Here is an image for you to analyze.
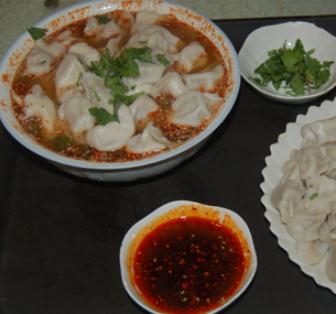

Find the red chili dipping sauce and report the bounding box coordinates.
[132,216,249,314]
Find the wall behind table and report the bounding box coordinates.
[0,0,336,58]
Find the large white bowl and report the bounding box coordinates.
[0,0,240,182]
[120,200,257,313]
[239,21,336,104]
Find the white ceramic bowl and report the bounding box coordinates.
[0,0,240,182]
[260,97,336,293]
[120,200,257,314]
[239,21,336,104]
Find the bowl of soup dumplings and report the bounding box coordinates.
[0,0,240,181]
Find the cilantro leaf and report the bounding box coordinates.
[118,91,145,105]
[89,107,116,125]
[156,54,170,66]
[97,14,110,24]
[310,192,319,200]
[252,39,334,96]
[27,27,47,40]
[52,135,73,152]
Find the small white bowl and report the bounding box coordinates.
[239,21,336,104]
[119,200,257,314]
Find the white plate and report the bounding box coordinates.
[260,97,336,293]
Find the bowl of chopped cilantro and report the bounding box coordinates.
[239,22,336,104]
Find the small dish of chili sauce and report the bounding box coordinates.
[120,201,257,314]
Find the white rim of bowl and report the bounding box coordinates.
[239,21,336,101]
[0,0,240,170]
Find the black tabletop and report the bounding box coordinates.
[1,16,336,314]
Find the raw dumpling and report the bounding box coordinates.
[127,122,169,153]
[127,24,181,53]
[87,105,135,151]
[26,47,53,76]
[150,72,187,98]
[129,95,158,122]
[55,53,85,102]
[173,42,207,72]
[170,90,222,127]
[82,73,114,115]
[302,116,336,146]
[58,93,95,134]
[24,84,57,132]
[183,65,224,91]
[69,42,100,66]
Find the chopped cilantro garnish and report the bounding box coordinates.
[119,91,145,105]
[97,14,110,24]
[252,39,334,96]
[52,135,73,152]
[156,54,170,66]
[309,192,319,200]
[27,27,47,40]
[88,47,156,121]
[89,107,115,125]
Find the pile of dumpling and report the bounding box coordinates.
[22,10,225,155]
[271,116,336,282]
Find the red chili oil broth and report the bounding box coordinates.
[132,216,248,314]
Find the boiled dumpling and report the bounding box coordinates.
[82,73,114,115]
[36,39,65,58]
[84,17,102,37]
[271,178,305,224]
[150,72,187,98]
[183,65,224,91]
[58,93,95,134]
[295,146,329,181]
[127,24,181,53]
[129,95,158,122]
[173,42,207,73]
[55,30,76,48]
[123,61,166,93]
[69,42,100,66]
[106,35,122,56]
[296,240,329,265]
[127,122,169,153]
[101,20,121,39]
[26,47,53,76]
[55,53,85,102]
[87,105,135,151]
[116,10,134,29]
[302,116,336,146]
[24,84,57,132]
[135,10,162,25]
[170,90,222,127]
[326,246,336,281]
[84,17,121,39]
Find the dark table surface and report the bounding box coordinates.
[1,16,336,314]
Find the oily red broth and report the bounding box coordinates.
[11,12,229,162]
[133,216,247,314]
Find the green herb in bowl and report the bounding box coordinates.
[252,39,334,96]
